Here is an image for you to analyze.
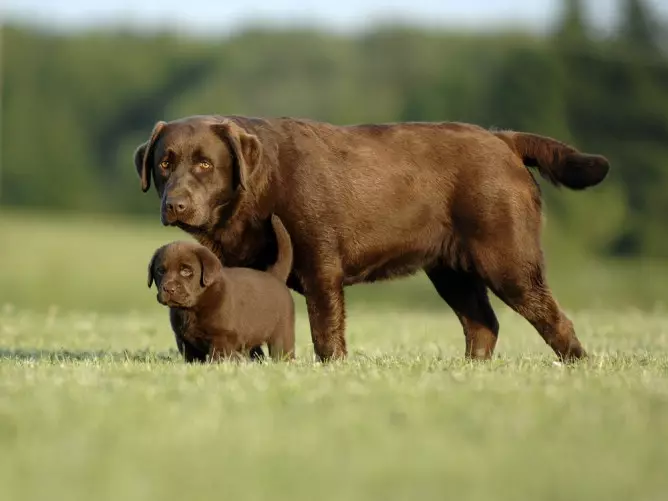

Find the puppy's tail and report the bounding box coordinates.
[268,214,293,283]
[493,131,610,190]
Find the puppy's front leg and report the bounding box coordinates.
[303,272,347,362]
[170,310,207,363]
[175,334,208,363]
[207,340,236,363]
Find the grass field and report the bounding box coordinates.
[2,210,668,501]
[2,209,668,313]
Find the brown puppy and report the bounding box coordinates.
[134,115,610,362]
[148,214,295,362]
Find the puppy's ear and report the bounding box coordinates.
[134,121,166,193]
[211,121,262,191]
[147,251,158,288]
[195,246,223,288]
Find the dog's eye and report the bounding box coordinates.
[159,160,170,171]
[180,267,193,278]
[156,267,166,276]
[198,161,212,171]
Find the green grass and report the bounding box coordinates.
[1,209,668,500]
[1,306,668,501]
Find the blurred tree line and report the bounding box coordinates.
[2,0,667,258]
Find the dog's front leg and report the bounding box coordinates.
[303,271,347,362]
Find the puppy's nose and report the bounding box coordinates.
[162,282,177,294]
[166,197,188,215]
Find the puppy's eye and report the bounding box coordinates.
[156,267,166,276]
[198,161,212,171]
[159,160,170,170]
[180,267,193,278]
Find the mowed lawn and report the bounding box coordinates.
[1,210,668,501]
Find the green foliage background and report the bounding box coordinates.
[2,0,667,259]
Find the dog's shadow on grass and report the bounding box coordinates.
[0,348,179,364]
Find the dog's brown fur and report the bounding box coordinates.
[147,214,295,362]
[134,115,610,362]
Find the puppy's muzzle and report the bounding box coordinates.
[157,281,186,306]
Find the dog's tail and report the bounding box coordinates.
[267,214,293,283]
[493,131,610,190]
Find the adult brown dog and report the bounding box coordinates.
[134,115,609,362]
[147,214,295,362]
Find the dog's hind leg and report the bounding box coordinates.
[426,267,499,360]
[267,311,296,362]
[480,254,586,362]
[467,196,586,362]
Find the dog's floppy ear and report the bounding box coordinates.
[211,121,262,191]
[134,121,167,193]
[195,246,224,288]
[147,250,159,288]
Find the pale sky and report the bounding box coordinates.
[2,0,667,35]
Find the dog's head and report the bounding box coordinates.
[147,241,224,309]
[134,116,262,230]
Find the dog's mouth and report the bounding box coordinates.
[160,207,217,232]
[157,293,192,309]
[172,220,204,233]
[161,210,198,228]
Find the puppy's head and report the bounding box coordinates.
[133,116,262,230]
[147,241,223,309]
